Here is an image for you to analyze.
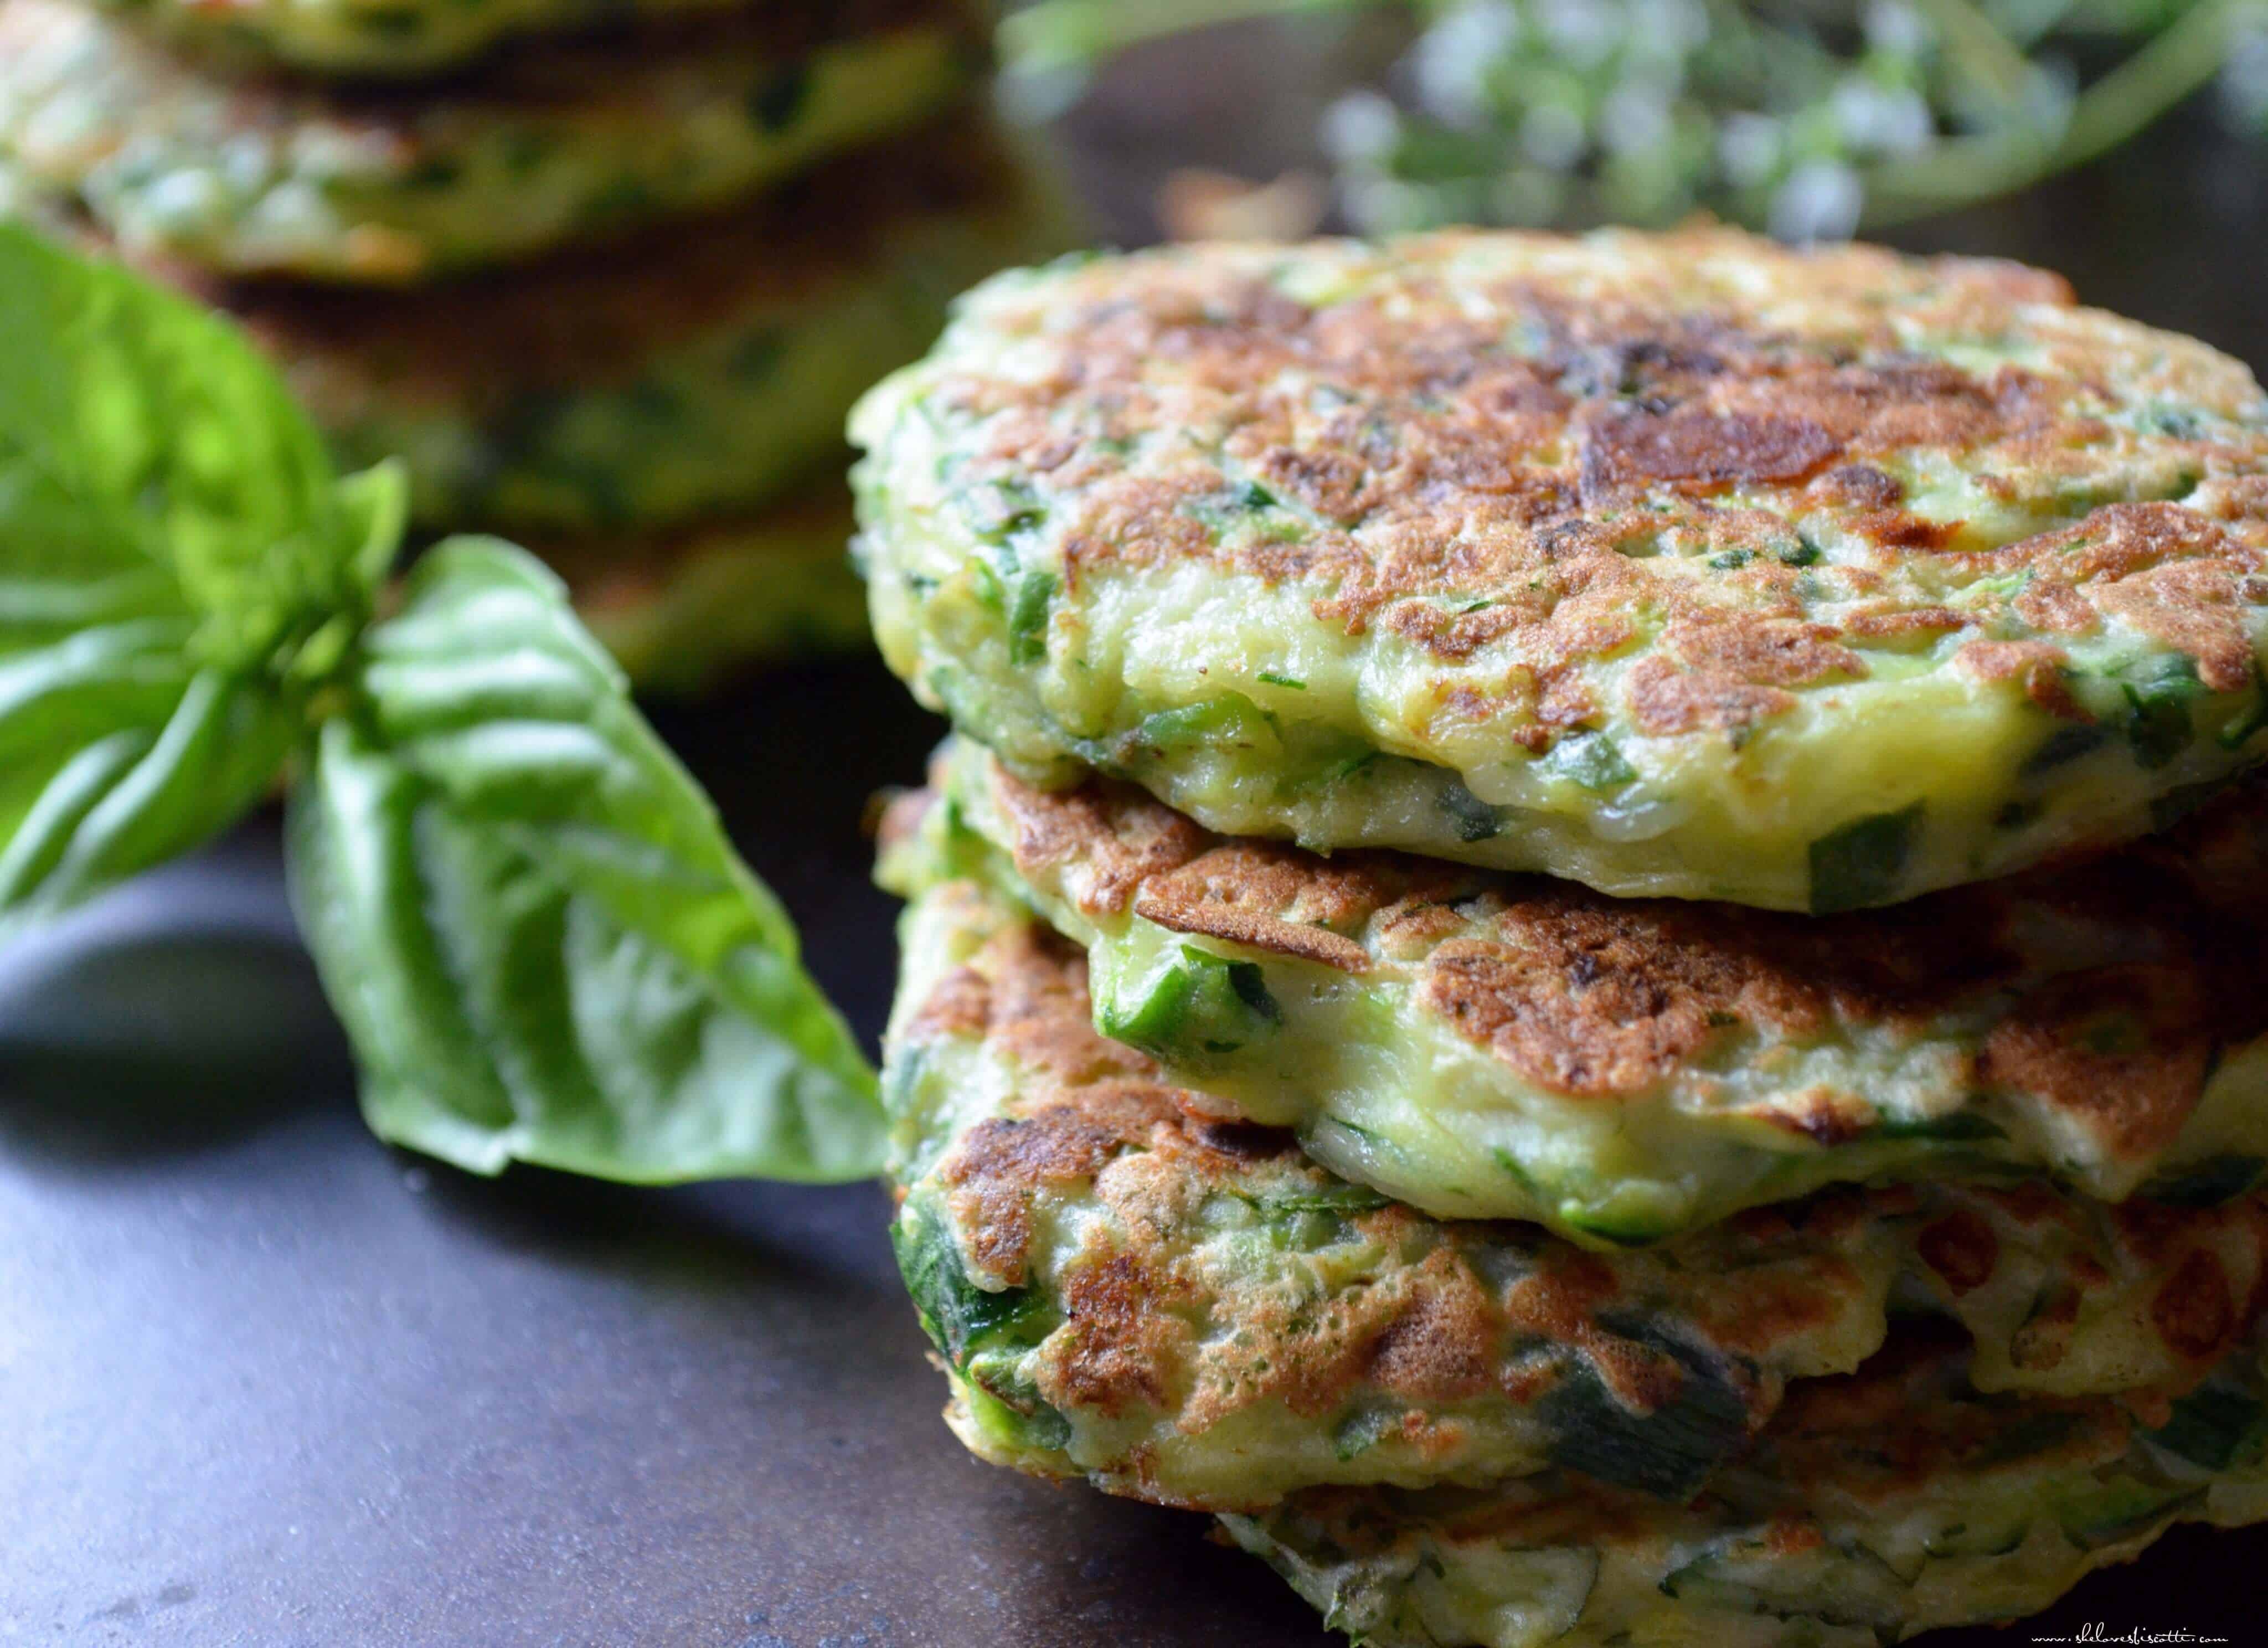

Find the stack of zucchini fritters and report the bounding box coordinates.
[853,226,2268,1645]
[0,0,1060,687]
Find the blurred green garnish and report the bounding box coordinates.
[1003,0,2264,238]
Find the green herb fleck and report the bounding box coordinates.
[965,480,1046,540]
[2220,666,2268,750]
[1489,1147,1538,1193]
[1873,1111,2007,1143]
[1436,780,1502,843]
[1332,1408,1399,1461]
[2023,721,2109,775]
[726,334,784,384]
[1098,944,1282,1063]
[1182,479,1281,533]
[1006,570,1057,666]
[1808,802,1924,915]
[1127,693,1273,754]
[1540,731,1637,793]
[2140,1155,2264,1208]
[893,1204,1052,1367]
[2120,657,2201,770]
[581,178,656,224]
[2147,1384,2266,1470]
[1261,1183,1393,1218]
[1540,1316,1750,1496]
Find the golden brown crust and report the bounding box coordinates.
[905,228,2268,714]
[1131,846,1384,973]
[982,764,1212,919]
[1956,638,2086,717]
[1581,406,1842,498]
[981,923,1157,1092]
[1420,922,1754,1098]
[1977,965,2217,1166]
[1253,1319,2238,1594]
[1040,1250,1185,1417]
[1980,502,2266,691]
[2116,1197,2268,1372]
[1623,615,1865,737]
[944,1111,1122,1286]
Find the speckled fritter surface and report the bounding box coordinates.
[90,0,743,78]
[878,739,2268,1243]
[880,875,2268,1512]
[539,485,869,693]
[852,228,2268,911]
[1224,1327,2268,1648]
[133,121,1069,533]
[0,0,980,281]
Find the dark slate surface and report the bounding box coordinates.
[4,21,2265,1646]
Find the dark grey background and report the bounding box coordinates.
[6,20,2267,1646]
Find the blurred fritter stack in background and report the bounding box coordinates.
[852,229,2268,1645]
[0,0,1069,688]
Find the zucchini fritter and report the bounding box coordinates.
[852,228,2268,911]
[1224,1327,2268,1647]
[0,0,980,281]
[880,739,2268,1243]
[169,121,1068,533]
[88,0,740,78]
[881,875,2268,1512]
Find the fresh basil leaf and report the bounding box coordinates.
[0,226,405,931]
[0,655,297,929]
[286,539,883,1182]
[0,226,386,676]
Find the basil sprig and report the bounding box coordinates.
[0,229,396,932]
[0,224,883,1183]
